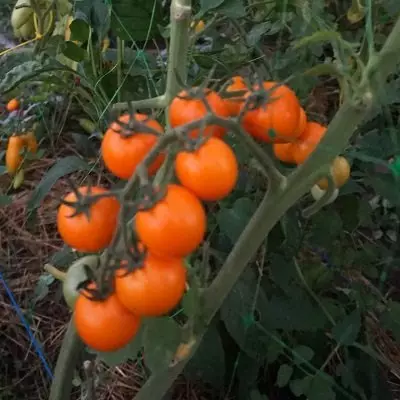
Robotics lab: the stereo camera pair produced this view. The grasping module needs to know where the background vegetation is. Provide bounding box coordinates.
[1,0,400,399]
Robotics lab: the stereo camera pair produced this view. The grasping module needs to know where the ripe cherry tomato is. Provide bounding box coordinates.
[57,186,120,253]
[23,131,38,153]
[175,137,238,201]
[169,89,230,138]
[135,184,206,258]
[273,142,296,164]
[317,156,351,190]
[6,98,20,112]
[241,82,303,143]
[102,113,164,180]
[225,76,248,117]
[74,287,141,352]
[115,253,186,317]
[292,121,326,164]
[6,135,25,175]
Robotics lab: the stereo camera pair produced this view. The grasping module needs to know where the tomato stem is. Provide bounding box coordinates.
[44,264,67,282]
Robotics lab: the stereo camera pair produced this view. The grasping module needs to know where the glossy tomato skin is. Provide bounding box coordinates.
[294,107,307,137]
[135,184,206,258]
[74,289,141,352]
[57,186,120,252]
[273,142,296,164]
[175,137,238,201]
[169,89,230,138]
[101,113,164,180]
[6,98,20,112]
[225,76,248,117]
[115,253,187,317]
[6,135,25,175]
[292,121,326,164]
[241,82,302,143]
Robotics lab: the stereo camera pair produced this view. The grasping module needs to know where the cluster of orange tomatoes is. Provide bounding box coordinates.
[2,98,39,176]
[56,76,350,352]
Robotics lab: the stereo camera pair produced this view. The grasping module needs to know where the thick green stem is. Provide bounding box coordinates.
[48,321,84,400]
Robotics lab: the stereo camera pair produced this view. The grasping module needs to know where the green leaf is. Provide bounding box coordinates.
[96,326,143,367]
[310,209,343,248]
[200,0,224,14]
[276,364,293,388]
[269,256,301,296]
[246,22,282,46]
[0,60,43,93]
[50,247,77,267]
[0,194,12,207]
[184,325,225,388]
[216,0,246,18]
[293,30,342,49]
[237,354,263,397]
[332,309,361,345]
[70,17,90,42]
[111,0,163,41]
[306,375,336,400]
[292,345,315,365]
[365,174,400,206]
[143,317,181,374]
[27,156,91,211]
[250,390,269,400]
[74,0,110,39]
[290,377,312,397]
[62,41,87,62]
[263,295,328,331]
[221,269,269,360]
[216,197,256,245]
[266,336,283,363]
[380,300,400,342]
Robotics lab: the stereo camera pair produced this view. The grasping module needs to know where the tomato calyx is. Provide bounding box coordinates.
[112,112,163,138]
[60,181,119,220]
[136,183,167,212]
[245,82,285,112]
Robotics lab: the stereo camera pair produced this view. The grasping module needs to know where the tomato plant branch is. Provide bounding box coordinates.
[48,321,84,400]
[302,174,335,218]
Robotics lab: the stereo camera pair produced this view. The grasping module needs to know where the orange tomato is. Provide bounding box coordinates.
[317,156,351,190]
[23,131,38,153]
[169,89,230,138]
[135,184,206,258]
[6,135,25,175]
[292,121,326,164]
[101,113,164,180]
[74,287,141,352]
[241,82,303,143]
[225,76,248,117]
[57,186,120,252]
[6,98,20,112]
[175,137,238,201]
[273,142,296,164]
[115,253,187,317]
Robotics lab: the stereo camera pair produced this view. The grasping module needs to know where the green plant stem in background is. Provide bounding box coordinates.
[117,37,124,103]
[48,12,400,400]
[48,321,84,400]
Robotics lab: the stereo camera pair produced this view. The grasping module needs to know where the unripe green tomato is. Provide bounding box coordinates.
[62,255,99,309]
[11,0,35,39]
